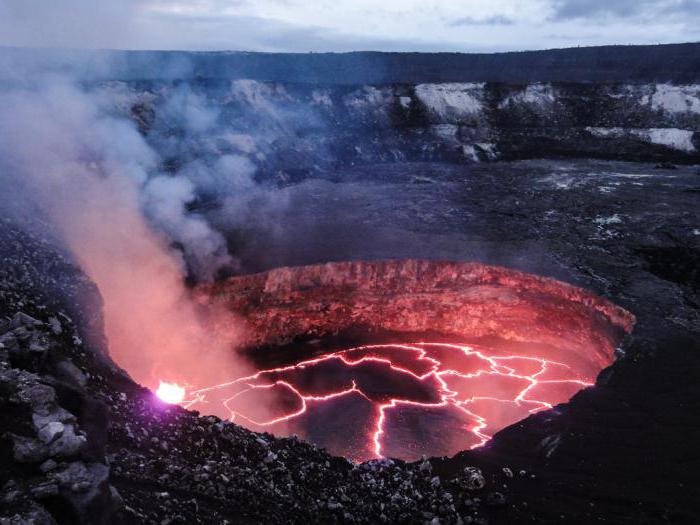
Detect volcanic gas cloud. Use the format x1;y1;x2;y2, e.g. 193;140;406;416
187;260;635;463
0;78;252;398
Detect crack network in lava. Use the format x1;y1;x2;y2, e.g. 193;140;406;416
176;343;594;462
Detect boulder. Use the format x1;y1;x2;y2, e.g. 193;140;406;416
54;361;87;389
18;384;56;415
51;462;118;525
37;422;64;444
10;313;43;330
48;425;86;458
30;482;59;500
462;468;485;491
11;434;50;464
32;408;77;431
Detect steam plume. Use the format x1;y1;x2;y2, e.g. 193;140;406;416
0;76;249;390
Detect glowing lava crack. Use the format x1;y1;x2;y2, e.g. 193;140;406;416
177;260;635;462
181;343;596;463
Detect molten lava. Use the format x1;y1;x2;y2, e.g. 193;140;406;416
183;343;596;462
156;381;186;404
183;260;635;462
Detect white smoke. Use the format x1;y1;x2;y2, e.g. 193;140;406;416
0;73;253;390
142;174;235;281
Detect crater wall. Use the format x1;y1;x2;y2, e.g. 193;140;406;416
197;260;635;377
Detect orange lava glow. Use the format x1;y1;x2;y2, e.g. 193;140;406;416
186;261;633;461
156;381;186;404
180;342;596;462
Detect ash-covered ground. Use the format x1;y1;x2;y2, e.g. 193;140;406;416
2;157;699;524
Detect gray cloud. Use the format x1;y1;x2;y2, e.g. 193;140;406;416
138;12;459;52
550;0;700;20
0;2;472;53
0;0;146;48
449;15;515;27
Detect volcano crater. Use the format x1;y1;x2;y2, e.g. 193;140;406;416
188;260;634;462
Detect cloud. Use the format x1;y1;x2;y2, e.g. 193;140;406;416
128;11;465;53
0;0;146;49
449;15;515;26
549;0;700;21
0;0;697;54
0;0;462;53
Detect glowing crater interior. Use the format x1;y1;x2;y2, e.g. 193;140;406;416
185;260;635;462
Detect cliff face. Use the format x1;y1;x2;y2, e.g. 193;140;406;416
99;79;700;175
197;260;635;378
325;81;700;164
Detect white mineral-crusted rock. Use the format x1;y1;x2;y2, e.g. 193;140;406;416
431;124;460;140
498;83;557;109
342;86;394;123
642;83;700;114
462;144;479;162
586;126;696;152
646;128;696;152
229;79;292;116
415;83;485;122
311;88;334;108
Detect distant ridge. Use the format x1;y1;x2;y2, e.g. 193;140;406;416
2;42;700;84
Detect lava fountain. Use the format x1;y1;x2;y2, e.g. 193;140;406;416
189;260;634;462
156;382;187;404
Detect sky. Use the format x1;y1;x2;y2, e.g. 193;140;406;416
0;0;699;53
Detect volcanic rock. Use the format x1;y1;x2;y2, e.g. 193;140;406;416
198;260;634;377
2;76;699;523
462;468;486;491
47;425;86;458
30;482;59;500
54;360;87;389
11;434;50;464
37;422;64;444
485;492;506;507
